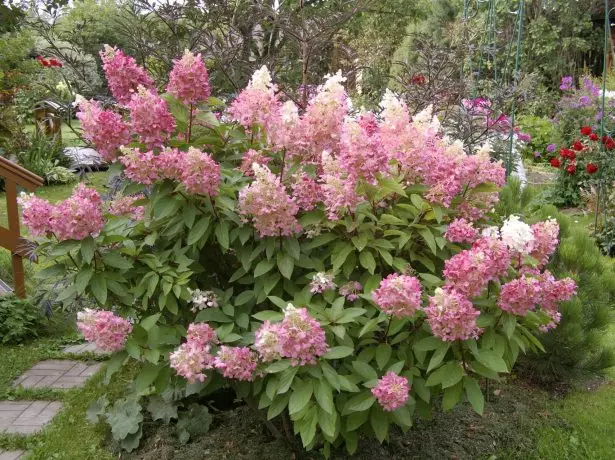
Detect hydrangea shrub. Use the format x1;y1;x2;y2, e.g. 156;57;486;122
23;48;577;455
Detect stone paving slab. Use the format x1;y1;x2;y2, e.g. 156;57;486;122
13;360;102;390
0;450;26;460
62;342;109;355
0;401;61;435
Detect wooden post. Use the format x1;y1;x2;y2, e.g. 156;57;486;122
0;156;44;298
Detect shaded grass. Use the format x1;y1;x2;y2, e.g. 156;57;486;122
23;121;83;148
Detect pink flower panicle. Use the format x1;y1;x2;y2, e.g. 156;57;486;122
76;99;131;162
498;276;542;316
339;281;362;301
238;149;271;176
425;288;482;341
20;185;104;241
76;308;132;352
237;164;301;237
310;272;337;294
371;372;410;411
128;86;176;148
277;305;328;366
291;173;322;211
170;321;218;383
443;236;510;297
119;148;160;185
100;45;153;105
19;193;53;236
228;66;280;131
156;147;185;180
531;219;559;268
166;49;211;105
320;151;362;220
372;274;422;318
180;147;220;196
186;322;218;348
106;194;145;220
169;342;214;383
254;321;282;362
338;113;389;184
444;218;478;244
214;346;258;381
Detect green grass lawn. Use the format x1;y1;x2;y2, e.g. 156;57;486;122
23;121;83;148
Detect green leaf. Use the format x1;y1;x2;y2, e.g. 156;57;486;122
154;196;179;219
147;396;178;424
426;361;463;388
81;237;95;264
288;380;313;415
442;381;463;411
106;398;143;440
359;251;376;274
140;314;160;331
323;346;354;359
314;380;334;414
252;310;284;321
427;342;450;373
418;228;438;254
477;350;509;374
90;273;107;305
370;405;389;443
187;217;210;245
332;244;354;272
215;221;230;250
102;252;133;270
176;404;212;444
135;363;161;394
463;376;484;415
267;393;290;420
195;309;232;323
413;336;443;352
413;377;430;402
276;252;294;279
352;361;378;381
254;259;276;277
345;392;376;412
75;268;93;294
265;360;291;374
375;344;392;370
234;290;254;306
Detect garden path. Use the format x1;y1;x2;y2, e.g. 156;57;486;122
0;342;106;457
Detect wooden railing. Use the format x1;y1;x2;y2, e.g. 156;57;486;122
0;156;44;298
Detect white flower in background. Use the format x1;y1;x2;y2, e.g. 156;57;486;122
476;141;493;157
188;289;219;312
249;65;274;92
319;70;346;99
380;89;406;120
412;104;440;131
481;226;500;239
310;272;337;294
280;100;299;124
500;215;535;254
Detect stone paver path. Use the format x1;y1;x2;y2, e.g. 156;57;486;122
0;401;62;434
62;342;109;355
13;360;102;390
0;450;26;460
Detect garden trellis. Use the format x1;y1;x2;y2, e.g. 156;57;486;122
462;0;526;177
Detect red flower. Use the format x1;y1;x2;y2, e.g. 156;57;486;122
411;74;426;85
550;158;561;168
580;126;592;136
36;55;43;61
586;163;598;174
572;140;584;151
559;148;575;159
566;163;576;174
602;136;615;150
49;59;60;67
589;133;599;141
41;60;50;67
